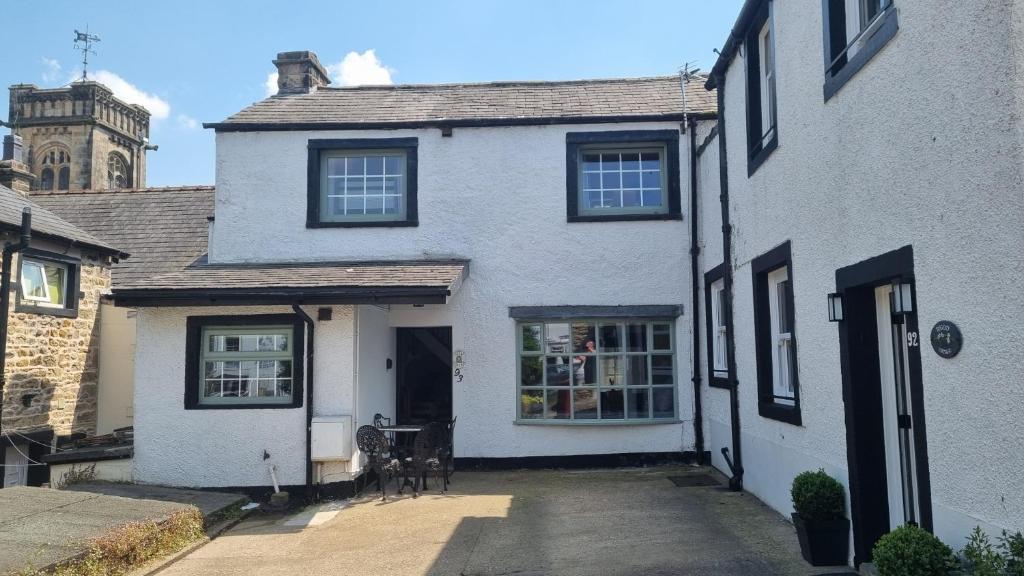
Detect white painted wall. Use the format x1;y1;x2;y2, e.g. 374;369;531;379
709;0;1024;550
203;121;696;461
133;304;356;488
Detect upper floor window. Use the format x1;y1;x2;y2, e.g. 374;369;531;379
745;0;778;176
823;0;898;101
16;250;80;318
752;241;801;425
566;130;682;222
704;263;729;388
184;314;305;409
37;146;71;191
307;138;419;228
108;152;131;189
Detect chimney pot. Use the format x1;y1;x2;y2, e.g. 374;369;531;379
273;51;330;95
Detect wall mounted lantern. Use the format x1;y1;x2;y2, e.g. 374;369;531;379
891;280;914;315
827;292;844;322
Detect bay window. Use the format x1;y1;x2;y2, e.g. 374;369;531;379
517;319;677;422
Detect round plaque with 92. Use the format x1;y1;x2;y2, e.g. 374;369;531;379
930;321;962;359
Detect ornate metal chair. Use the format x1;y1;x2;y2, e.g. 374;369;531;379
404;423;445;497
356;425;401;501
373;413;391;428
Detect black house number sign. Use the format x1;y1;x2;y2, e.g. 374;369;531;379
930;321;962;359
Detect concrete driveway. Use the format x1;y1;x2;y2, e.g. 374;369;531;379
158;467;851;576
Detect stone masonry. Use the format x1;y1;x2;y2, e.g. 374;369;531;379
2;255;109;436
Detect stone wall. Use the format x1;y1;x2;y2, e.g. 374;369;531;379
2;255;109;436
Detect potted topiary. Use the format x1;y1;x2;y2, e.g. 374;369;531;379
791;469;849;565
873;524;957;576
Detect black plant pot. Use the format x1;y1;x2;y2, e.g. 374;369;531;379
792;513;850;566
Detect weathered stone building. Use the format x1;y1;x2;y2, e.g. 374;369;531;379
0;183;125;487
5;81;150;192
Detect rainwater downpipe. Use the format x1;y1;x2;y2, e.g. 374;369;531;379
0;209;32;437
714;72;744;491
292;304;315;500
687;115;706;464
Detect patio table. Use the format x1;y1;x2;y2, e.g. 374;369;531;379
377;425;425;491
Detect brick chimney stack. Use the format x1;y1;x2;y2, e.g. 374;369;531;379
273;51;330;95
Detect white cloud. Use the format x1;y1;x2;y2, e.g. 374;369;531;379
176;114;199;130
264;71;279;97
327;50;394;87
41;57;62;83
88;70;170;120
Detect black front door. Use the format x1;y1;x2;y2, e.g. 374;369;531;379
396;327;453;425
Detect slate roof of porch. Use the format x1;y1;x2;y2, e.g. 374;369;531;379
207;75;716;131
110;258;469;306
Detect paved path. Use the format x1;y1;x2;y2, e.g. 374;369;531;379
0;484;244;574
161;467;853;576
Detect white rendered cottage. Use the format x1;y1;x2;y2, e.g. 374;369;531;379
114;52;717;496
695;0;1024;566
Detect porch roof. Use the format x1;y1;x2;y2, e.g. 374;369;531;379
110;258;469;307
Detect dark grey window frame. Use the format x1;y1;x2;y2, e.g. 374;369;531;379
703;263;730;389
822;0;899;101
744;0;779;177
306;138;419;228
751;241;802;425
184;314;305;410
14;248;81;319
565;130;682;223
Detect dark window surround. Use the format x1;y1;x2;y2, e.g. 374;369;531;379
822;0;899;101
751;241;801;425
14;248;81;319
306;138;419;228
184;314;305;410
744;0;779;177
703;263;730;389
565;130;682;223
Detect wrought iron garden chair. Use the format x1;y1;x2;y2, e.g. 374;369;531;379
355;425;401;501
404;423;445;497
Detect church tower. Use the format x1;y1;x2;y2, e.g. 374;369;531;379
5;81;151;192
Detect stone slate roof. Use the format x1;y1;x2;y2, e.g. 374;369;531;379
0;184;123;256
115;259;468;292
32;186;215;287
207;76;716;130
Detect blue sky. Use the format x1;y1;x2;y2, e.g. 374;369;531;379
3;0;742;186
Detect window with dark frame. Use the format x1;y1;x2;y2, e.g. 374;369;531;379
15;250;80;318
744;0;778;176
823;0;898;100
184;315;305;410
307;138;418;228
566;130;682;222
517;319;677;422
752;241;801;425
703;263;730;388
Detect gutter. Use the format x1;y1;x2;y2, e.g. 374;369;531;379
292;304;315;501
0;209;32;437
706;0;763;90
713;73;744;491
687;115;706;464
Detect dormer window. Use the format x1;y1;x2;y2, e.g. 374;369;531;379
307;138;419;228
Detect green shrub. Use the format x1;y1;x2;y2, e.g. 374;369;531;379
873;524;957;576
962;526;1005;576
1000;530;1024;576
790;469;845;522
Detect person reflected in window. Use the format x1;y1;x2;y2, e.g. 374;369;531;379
573;340;596;386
